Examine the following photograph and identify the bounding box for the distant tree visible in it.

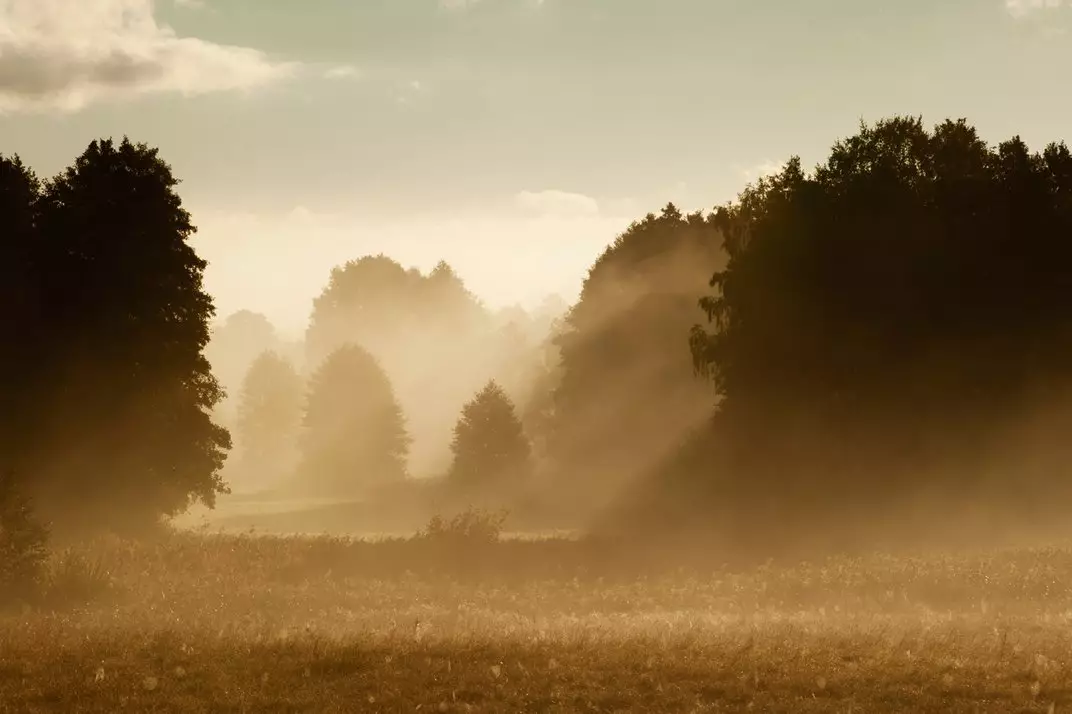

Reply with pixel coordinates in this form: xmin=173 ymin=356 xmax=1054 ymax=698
xmin=688 ymin=116 xmax=1072 ymax=554
xmin=448 ymin=381 xmax=532 ymax=498
xmin=305 ymin=255 xmax=426 ymax=365
xmin=205 ymin=310 xmax=280 ymax=397
xmin=423 ymin=260 xmax=486 ymax=328
xmin=304 ymin=255 xmax=494 ymax=478
xmin=234 ymin=351 xmax=304 ymax=490
xmin=298 ymin=344 xmax=409 ymax=495
xmin=548 ymin=204 xmax=724 ymax=515
xmin=24 ymin=137 xmax=230 ymax=532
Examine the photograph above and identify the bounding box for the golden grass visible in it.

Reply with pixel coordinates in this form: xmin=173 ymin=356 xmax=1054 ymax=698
xmin=4 ymin=531 xmax=1072 ymax=712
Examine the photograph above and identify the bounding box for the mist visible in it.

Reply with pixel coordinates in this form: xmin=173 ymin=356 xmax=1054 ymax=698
xmin=6 ymin=1 xmax=1072 ymax=704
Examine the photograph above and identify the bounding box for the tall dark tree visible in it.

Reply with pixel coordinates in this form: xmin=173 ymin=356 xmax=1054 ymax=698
xmin=25 ymin=138 xmax=230 ymax=532
xmin=0 ymin=155 xmax=42 ymax=482
xmin=689 ymin=117 xmax=1072 ymax=554
xmin=448 ymin=380 xmax=531 ymax=498
xmin=234 ymin=351 xmax=304 ymax=491
xmin=298 ymin=344 xmax=409 ymax=496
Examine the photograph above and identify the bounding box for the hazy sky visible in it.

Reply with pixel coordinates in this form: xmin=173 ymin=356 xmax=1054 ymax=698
xmin=1 ymin=0 xmax=1069 ymax=334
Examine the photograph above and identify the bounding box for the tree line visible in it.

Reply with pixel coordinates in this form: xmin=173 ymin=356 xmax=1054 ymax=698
xmin=5 ymin=116 xmax=1072 ymax=558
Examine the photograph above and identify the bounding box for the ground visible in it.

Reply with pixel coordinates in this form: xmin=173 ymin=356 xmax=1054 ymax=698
xmin=3 ymin=528 xmax=1072 ymax=712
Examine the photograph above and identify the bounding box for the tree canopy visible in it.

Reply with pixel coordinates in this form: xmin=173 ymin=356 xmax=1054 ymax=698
xmin=688 ymin=116 xmax=1072 ymax=553
xmin=2 ymin=138 xmax=230 ymax=533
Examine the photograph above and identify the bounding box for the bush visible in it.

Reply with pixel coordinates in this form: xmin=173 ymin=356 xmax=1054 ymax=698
xmin=42 ymin=550 xmax=115 ymax=608
xmin=417 ymin=507 xmax=508 ymax=546
xmin=0 ymin=472 xmax=49 ymax=605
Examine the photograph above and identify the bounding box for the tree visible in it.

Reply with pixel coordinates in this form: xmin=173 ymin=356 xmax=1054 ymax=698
xmin=22 ymin=138 xmax=230 ymax=532
xmin=688 ymin=117 xmax=1072 ymax=555
xmin=0 ymin=155 xmax=42 ymax=483
xmin=448 ymin=381 xmax=532 ymax=500
xmin=234 ymin=351 xmax=304 ymax=491
xmin=548 ymin=204 xmax=724 ymax=516
xmin=298 ymin=344 xmax=409 ymax=496
xmin=304 ymin=255 xmax=496 ymax=478
xmin=305 ymin=255 xmax=428 ymax=366
xmin=205 ymin=310 xmax=281 ymax=403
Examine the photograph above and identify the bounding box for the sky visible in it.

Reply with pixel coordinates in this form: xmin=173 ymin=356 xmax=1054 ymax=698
xmin=0 ymin=0 xmax=1070 ymax=335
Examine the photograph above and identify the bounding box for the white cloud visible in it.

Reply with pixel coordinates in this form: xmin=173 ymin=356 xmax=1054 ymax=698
xmin=173 ymin=0 xmax=205 ymax=9
xmin=1005 ymin=0 xmax=1067 ymax=16
xmin=515 ymin=189 xmax=600 ymax=217
xmin=0 ymin=0 xmax=296 ymax=113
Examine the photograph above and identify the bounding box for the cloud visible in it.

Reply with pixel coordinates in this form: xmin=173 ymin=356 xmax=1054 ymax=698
xmin=515 ymin=189 xmax=600 ymax=217
xmin=1005 ymin=0 xmax=1068 ymax=15
xmin=0 ymin=0 xmax=296 ymax=113
xmin=173 ymin=0 xmax=205 ymax=8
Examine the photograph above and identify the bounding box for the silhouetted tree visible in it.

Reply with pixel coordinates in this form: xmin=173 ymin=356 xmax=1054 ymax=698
xmin=0 ymin=155 xmax=42 ymax=482
xmin=688 ymin=117 xmax=1072 ymax=554
xmin=234 ymin=351 xmax=304 ymax=490
xmin=448 ymin=381 xmax=531 ymax=499
xmin=298 ymin=344 xmax=409 ymax=496
xmin=22 ymin=138 xmax=230 ymax=532
xmin=548 ymin=204 xmax=724 ymax=516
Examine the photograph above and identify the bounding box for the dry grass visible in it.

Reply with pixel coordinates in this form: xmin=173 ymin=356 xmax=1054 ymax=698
xmin=4 ymin=530 xmax=1072 ymax=712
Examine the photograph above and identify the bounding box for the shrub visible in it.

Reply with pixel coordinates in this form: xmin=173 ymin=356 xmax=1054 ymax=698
xmin=417 ymin=507 xmax=508 ymax=546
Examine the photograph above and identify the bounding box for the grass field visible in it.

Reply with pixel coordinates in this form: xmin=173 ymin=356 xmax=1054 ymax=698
xmin=4 ymin=528 xmax=1072 ymax=712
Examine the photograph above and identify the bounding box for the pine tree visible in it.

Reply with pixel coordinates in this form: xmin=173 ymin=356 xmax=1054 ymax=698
xmin=449 ymin=381 xmax=532 ymax=496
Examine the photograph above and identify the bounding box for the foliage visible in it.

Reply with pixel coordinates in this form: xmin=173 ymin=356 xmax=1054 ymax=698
xmin=235 ymin=351 xmax=305 ymax=488
xmin=417 ymin=507 xmax=508 ymax=546
xmin=298 ymin=344 xmax=410 ymax=495
xmin=0 ymin=472 xmax=49 ymax=605
xmin=690 ymin=117 xmax=1072 ymax=553
xmin=448 ymin=381 xmax=531 ymax=496
xmin=0 ymin=154 xmax=42 ymax=482
xmin=3 ymin=139 xmax=231 ymax=535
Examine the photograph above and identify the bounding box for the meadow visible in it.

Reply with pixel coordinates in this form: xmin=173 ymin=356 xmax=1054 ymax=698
xmin=4 ymin=520 xmax=1072 ymax=713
